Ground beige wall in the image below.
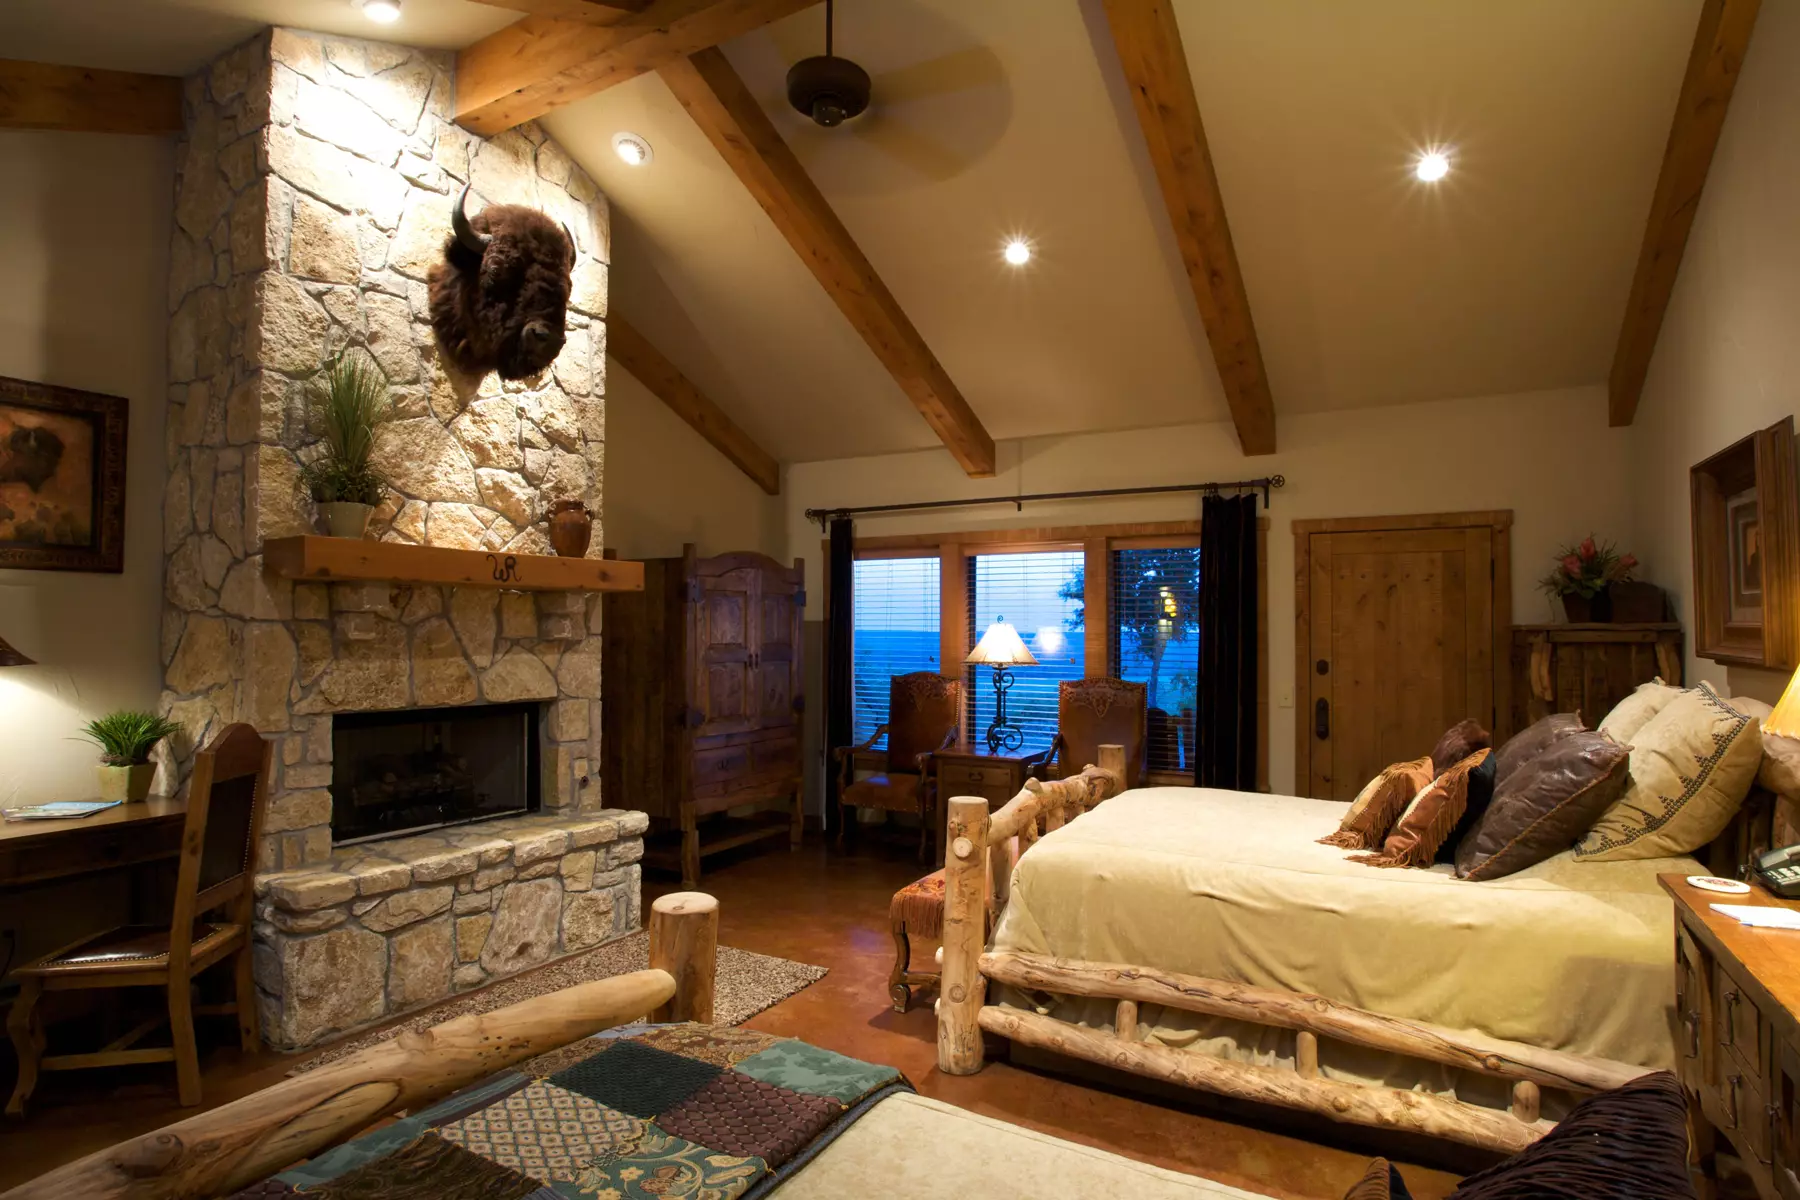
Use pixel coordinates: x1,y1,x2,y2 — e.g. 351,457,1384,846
786,384,1635,797
0,131,172,805
602,366,786,561
1628,0,1800,708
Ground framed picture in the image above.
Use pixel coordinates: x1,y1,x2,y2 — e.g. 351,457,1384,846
0,374,128,573
1691,417,1800,670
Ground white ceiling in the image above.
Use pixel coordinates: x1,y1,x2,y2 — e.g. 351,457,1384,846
2,0,1704,465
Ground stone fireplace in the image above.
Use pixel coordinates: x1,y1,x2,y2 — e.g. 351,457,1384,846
156,27,642,1049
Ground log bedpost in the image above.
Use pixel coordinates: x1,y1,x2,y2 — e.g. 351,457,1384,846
1098,743,1126,791
649,891,719,1025
938,794,990,1075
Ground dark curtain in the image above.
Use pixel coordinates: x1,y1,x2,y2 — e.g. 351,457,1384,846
1195,493,1258,789
825,517,855,831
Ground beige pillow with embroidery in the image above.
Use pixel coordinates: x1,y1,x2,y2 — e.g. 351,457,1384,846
1596,679,1684,743
1577,682,1761,861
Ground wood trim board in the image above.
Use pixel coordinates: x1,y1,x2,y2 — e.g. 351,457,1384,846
0,59,182,134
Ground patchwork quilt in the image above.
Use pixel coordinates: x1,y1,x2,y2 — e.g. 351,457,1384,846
235,1023,911,1200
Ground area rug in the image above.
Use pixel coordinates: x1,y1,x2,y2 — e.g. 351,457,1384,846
287,933,827,1075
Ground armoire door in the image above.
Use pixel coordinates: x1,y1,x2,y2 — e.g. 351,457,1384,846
691,563,761,738
756,569,802,732
1296,515,1509,800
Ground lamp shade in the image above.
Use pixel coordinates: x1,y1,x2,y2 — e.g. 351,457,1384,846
0,633,33,667
1766,664,1800,740
966,620,1038,667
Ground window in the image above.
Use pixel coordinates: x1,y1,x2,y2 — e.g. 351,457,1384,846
1111,547,1202,773
851,556,941,746
967,550,1085,755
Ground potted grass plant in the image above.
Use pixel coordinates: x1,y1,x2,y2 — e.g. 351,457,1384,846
81,710,180,802
300,352,391,539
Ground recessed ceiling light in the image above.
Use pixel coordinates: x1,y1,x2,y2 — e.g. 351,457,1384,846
1003,238,1032,266
1414,149,1451,182
613,132,653,167
360,0,401,23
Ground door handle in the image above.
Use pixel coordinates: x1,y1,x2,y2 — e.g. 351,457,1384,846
1315,698,1330,740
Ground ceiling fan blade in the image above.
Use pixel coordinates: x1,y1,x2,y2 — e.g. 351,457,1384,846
847,113,970,182
869,45,1005,104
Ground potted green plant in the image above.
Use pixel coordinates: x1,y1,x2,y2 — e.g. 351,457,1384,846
300,352,391,539
1539,535,1639,622
80,710,181,802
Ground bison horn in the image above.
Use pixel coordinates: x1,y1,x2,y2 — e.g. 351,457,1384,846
562,221,577,253
452,185,492,255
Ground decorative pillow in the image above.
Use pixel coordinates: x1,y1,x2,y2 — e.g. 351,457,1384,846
1352,749,1490,869
1434,751,1497,865
1595,679,1682,743
1318,756,1436,849
1343,1157,1413,1200
1457,731,1630,880
1448,1071,1695,1199
1431,718,1492,775
1577,682,1761,861
1716,693,1800,797
1491,712,1585,787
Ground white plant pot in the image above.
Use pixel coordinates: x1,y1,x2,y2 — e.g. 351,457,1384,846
318,501,374,539
96,763,156,802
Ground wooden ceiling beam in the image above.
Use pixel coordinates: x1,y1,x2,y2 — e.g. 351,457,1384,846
466,0,656,19
1099,0,1275,456
607,314,782,495
454,0,816,136
0,59,181,135
1607,0,1761,427
659,48,997,477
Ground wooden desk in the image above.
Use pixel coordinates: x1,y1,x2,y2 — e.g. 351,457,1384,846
1662,874,1800,1199
930,745,1038,862
0,798,187,890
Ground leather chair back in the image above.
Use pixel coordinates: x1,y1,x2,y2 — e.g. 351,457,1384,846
1059,678,1149,788
885,672,963,775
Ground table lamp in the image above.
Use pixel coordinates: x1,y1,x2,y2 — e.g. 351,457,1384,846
966,618,1037,754
0,632,31,667
1765,664,1800,739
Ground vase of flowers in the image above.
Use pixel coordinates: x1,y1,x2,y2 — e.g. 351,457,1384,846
1539,536,1639,623
81,710,181,802
300,352,391,539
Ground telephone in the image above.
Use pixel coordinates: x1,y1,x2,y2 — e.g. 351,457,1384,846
1755,844,1800,899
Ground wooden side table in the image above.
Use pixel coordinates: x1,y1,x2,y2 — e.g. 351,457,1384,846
930,745,1037,863
1661,873,1800,1199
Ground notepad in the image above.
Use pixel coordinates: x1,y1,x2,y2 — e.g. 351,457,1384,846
1711,903,1800,930
1,800,124,822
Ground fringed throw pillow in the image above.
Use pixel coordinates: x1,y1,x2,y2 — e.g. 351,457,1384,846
1318,756,1436,849
1352,749,1490,869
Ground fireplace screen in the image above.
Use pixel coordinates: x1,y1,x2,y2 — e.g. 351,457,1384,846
331,703,540,845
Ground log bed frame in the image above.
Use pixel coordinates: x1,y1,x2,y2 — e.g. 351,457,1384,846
934,747,1783,1155
1,891,722,1200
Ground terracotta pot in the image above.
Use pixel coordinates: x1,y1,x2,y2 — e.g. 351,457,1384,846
318,501,374,539
1561,589,1612,624
548,499,593,558
96,763,156,803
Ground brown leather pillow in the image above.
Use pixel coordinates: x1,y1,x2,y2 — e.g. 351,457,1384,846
1318,756,1436,850
1491,712,1585,786
1352,749,1490,869
1431,718,1492,774
1456,731,1629,881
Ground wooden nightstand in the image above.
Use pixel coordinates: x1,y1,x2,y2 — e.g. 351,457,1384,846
1662,874,1800,1199
929,745,1039,862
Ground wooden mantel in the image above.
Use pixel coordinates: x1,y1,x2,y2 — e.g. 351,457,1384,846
263,537,644,593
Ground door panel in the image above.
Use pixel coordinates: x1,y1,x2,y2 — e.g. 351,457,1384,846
693,566,758,737
757,581,800,731
1305,526,1497,800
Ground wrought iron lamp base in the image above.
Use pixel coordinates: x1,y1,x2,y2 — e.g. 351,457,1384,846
984,663,1024,754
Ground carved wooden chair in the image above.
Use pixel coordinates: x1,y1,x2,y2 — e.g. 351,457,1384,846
1029,677,1150,789
6,723,273,1115
835,672,963,863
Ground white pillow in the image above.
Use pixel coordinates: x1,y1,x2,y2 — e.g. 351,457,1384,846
1596,679,1684,743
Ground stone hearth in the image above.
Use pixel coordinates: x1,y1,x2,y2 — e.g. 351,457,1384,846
254,811,644,1049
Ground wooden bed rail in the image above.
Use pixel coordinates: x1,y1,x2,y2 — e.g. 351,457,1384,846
5,892,721,1200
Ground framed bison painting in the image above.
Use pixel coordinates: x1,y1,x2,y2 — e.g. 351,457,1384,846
0,374,127,573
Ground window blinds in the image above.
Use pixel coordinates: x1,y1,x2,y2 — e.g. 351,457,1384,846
1111,546,1202,773
967,550,1085,755
851,557,942,746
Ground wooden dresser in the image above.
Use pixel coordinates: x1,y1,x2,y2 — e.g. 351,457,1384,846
1663,874,1800,1199
602,546,805,886
1509,622,1683,734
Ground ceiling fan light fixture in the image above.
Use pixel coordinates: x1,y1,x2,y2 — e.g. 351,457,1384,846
786,54,871,128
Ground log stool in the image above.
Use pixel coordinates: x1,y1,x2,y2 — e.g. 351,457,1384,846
888,869,947,1013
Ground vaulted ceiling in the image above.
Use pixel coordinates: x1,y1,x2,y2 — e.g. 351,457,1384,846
0,0,1710,469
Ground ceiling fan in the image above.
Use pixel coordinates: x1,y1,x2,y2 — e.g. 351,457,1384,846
786,0,871,127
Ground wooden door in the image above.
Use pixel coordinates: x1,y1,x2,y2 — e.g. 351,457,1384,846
691,562,761,738
755,564,803,732
1296,514,1510,800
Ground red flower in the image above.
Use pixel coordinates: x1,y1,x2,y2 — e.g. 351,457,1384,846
1619,553,1638,570
1562,555,1582,575
1579,536,1597,561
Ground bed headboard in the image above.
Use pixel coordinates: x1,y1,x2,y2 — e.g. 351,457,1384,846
1699,785,1799,879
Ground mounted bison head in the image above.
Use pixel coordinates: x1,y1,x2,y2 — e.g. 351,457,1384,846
427,186,576,381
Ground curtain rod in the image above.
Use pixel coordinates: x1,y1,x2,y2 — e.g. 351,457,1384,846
805,475,1285,530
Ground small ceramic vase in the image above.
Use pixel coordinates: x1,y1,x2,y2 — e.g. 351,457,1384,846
548,499,593,558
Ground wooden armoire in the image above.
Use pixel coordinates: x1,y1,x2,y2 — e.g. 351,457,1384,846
602,545,805,886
